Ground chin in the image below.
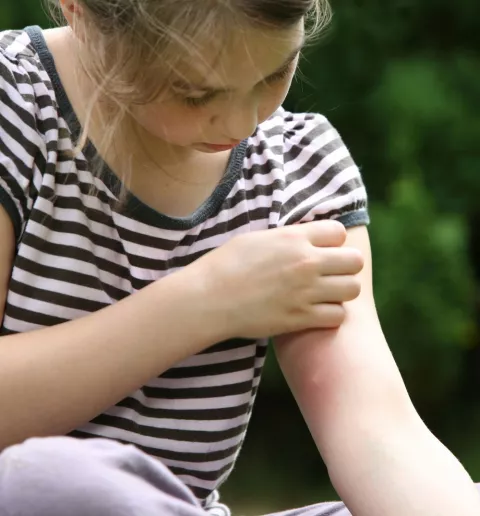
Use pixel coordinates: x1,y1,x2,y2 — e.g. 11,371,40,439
194,147,223,154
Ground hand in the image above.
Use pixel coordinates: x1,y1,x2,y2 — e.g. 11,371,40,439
183,220,364,340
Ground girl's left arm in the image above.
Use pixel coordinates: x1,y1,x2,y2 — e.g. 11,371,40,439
274,225,480,516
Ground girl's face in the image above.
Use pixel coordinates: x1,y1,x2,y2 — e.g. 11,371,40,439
130,23,305,153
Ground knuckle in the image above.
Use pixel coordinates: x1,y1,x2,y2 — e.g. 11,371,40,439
316,219,343,231
297,250,316,266
280,224,302,237
314,220,347,243
274,227,307,251
296,255,319,277
287,241,314,266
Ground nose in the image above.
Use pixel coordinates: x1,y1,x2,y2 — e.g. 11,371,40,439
217,95,259,141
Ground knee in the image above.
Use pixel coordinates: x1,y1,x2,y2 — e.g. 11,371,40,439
0,436,132,516
0,436,203,516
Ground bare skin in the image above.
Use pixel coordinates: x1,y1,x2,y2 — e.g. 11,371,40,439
0,209,360,449
0,2,478,515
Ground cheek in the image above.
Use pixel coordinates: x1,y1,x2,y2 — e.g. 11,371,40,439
131,104,209,144
258,80,293,123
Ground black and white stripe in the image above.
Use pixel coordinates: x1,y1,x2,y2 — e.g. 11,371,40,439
0,26,369,508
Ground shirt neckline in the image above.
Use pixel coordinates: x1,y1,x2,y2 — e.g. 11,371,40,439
25,25,248,231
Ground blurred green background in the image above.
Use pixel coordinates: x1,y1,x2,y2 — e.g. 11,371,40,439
2,1,480,514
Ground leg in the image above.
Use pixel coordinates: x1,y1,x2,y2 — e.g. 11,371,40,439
0,436,205,516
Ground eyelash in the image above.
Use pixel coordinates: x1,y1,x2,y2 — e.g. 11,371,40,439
265,64,295,84
183,91,218,108
182,63,295,109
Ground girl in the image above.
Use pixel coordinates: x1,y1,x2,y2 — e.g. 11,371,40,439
0,1,478,515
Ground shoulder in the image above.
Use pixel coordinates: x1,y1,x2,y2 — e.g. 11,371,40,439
252,107,341,154
248,106,362,184
0,28,45,86
246,107,369,227
0,28,57,147
0,28,56,110
0,29,37,60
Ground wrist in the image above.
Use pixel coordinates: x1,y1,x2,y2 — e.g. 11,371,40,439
156,269,233,349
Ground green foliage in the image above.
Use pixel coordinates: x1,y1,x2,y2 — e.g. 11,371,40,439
247,0,480,505
373,56,480,213
370,174,475,407
1,1,480,511
282,0,480,412
0,0,49,29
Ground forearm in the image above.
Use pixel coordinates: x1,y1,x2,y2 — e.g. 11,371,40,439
0,272,219,450
276,325,480,516
276,226,480,514
327,419,480,516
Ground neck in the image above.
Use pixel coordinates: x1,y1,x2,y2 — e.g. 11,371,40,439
45,27,227,187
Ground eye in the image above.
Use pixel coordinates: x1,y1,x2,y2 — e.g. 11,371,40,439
264,62,296,85
182,91,218,108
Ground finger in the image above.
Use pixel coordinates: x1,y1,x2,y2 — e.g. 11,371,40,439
300,220,347,248
309,275,362,304
309,303,346,329
316,247,364,276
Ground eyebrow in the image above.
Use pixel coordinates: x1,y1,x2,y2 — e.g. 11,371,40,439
171,43,305,95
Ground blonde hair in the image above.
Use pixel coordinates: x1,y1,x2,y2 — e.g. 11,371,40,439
45,0,332,195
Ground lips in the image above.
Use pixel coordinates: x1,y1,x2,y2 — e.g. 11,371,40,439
201,141,242,152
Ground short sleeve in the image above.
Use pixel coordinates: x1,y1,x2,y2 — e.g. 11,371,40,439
0,49,44,242
278,110,369,228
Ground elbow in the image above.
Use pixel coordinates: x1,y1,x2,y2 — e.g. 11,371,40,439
297,371,423,463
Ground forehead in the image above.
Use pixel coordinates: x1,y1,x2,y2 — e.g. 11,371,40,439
172,23,305,88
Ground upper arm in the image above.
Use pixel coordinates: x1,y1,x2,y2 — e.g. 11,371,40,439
0,49,45,321
274,226,417,460
0,49,45,243
0,204,14,322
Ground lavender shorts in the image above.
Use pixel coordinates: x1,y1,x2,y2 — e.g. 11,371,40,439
0,437,476,516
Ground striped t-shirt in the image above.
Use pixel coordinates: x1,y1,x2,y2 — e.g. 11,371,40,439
0,26,369,508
